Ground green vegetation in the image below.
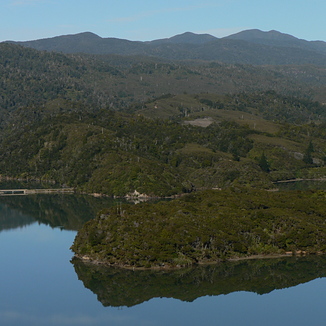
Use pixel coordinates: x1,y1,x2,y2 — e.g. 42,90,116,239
2,42,326,119
0,107,258,196
1,50,326,197
71,187,326,268
1,91,326,196
258,152,270,172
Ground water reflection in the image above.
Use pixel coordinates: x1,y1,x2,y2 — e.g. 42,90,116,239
0,203,35,231
0,194,126,231
71,255,326,308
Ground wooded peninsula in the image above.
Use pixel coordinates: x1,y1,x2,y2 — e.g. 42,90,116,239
71,188,326,268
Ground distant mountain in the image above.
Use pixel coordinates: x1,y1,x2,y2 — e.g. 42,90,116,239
149,32,218,45
226,29,326,54
10,32,147,55
226,29,303,44
6,29,326,65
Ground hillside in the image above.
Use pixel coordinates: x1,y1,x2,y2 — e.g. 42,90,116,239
0,42,326,197
1,41,326,122
1,90,326,197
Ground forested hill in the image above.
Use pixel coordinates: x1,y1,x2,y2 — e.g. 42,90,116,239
1,41,326,122
7,29,326,66
1,42,326,197
2,91,326,197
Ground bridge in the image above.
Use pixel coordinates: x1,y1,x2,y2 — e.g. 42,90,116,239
0,188,75,196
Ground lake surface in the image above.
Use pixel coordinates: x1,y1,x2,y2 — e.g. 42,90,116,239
1,191,326,326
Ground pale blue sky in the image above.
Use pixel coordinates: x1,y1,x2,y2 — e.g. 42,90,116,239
1,0,325,42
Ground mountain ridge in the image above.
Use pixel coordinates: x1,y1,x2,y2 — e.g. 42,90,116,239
226,29,326,54
5,29,326,66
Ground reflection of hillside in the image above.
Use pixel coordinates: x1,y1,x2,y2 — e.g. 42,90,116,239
0,194,125,231
0,203,35,232
72,256,326,307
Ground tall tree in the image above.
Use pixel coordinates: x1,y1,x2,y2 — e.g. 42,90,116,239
303,141,314,165
259,152,270,172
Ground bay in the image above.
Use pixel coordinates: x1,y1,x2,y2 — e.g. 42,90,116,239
1,192,326,326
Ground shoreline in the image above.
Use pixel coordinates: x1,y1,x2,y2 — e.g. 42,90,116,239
78,177,326,199
2,175,326,199
72,251,322,271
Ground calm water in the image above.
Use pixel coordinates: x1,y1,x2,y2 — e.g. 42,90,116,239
1,192,326,326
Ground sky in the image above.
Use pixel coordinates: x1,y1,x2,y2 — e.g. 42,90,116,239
1,0,326,43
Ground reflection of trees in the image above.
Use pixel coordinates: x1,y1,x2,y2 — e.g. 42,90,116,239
0,194,125,231
0,203,35,232
72,256,326,307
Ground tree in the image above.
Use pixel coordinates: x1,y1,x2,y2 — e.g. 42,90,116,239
303,141,314,165
258,152,270,172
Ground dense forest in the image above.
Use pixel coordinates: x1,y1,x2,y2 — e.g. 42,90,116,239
1,41,326,117
2,95,326,197
0,42,326,197
71,187,326,268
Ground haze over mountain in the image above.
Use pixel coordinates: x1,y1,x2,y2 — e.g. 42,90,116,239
6,29,326,66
